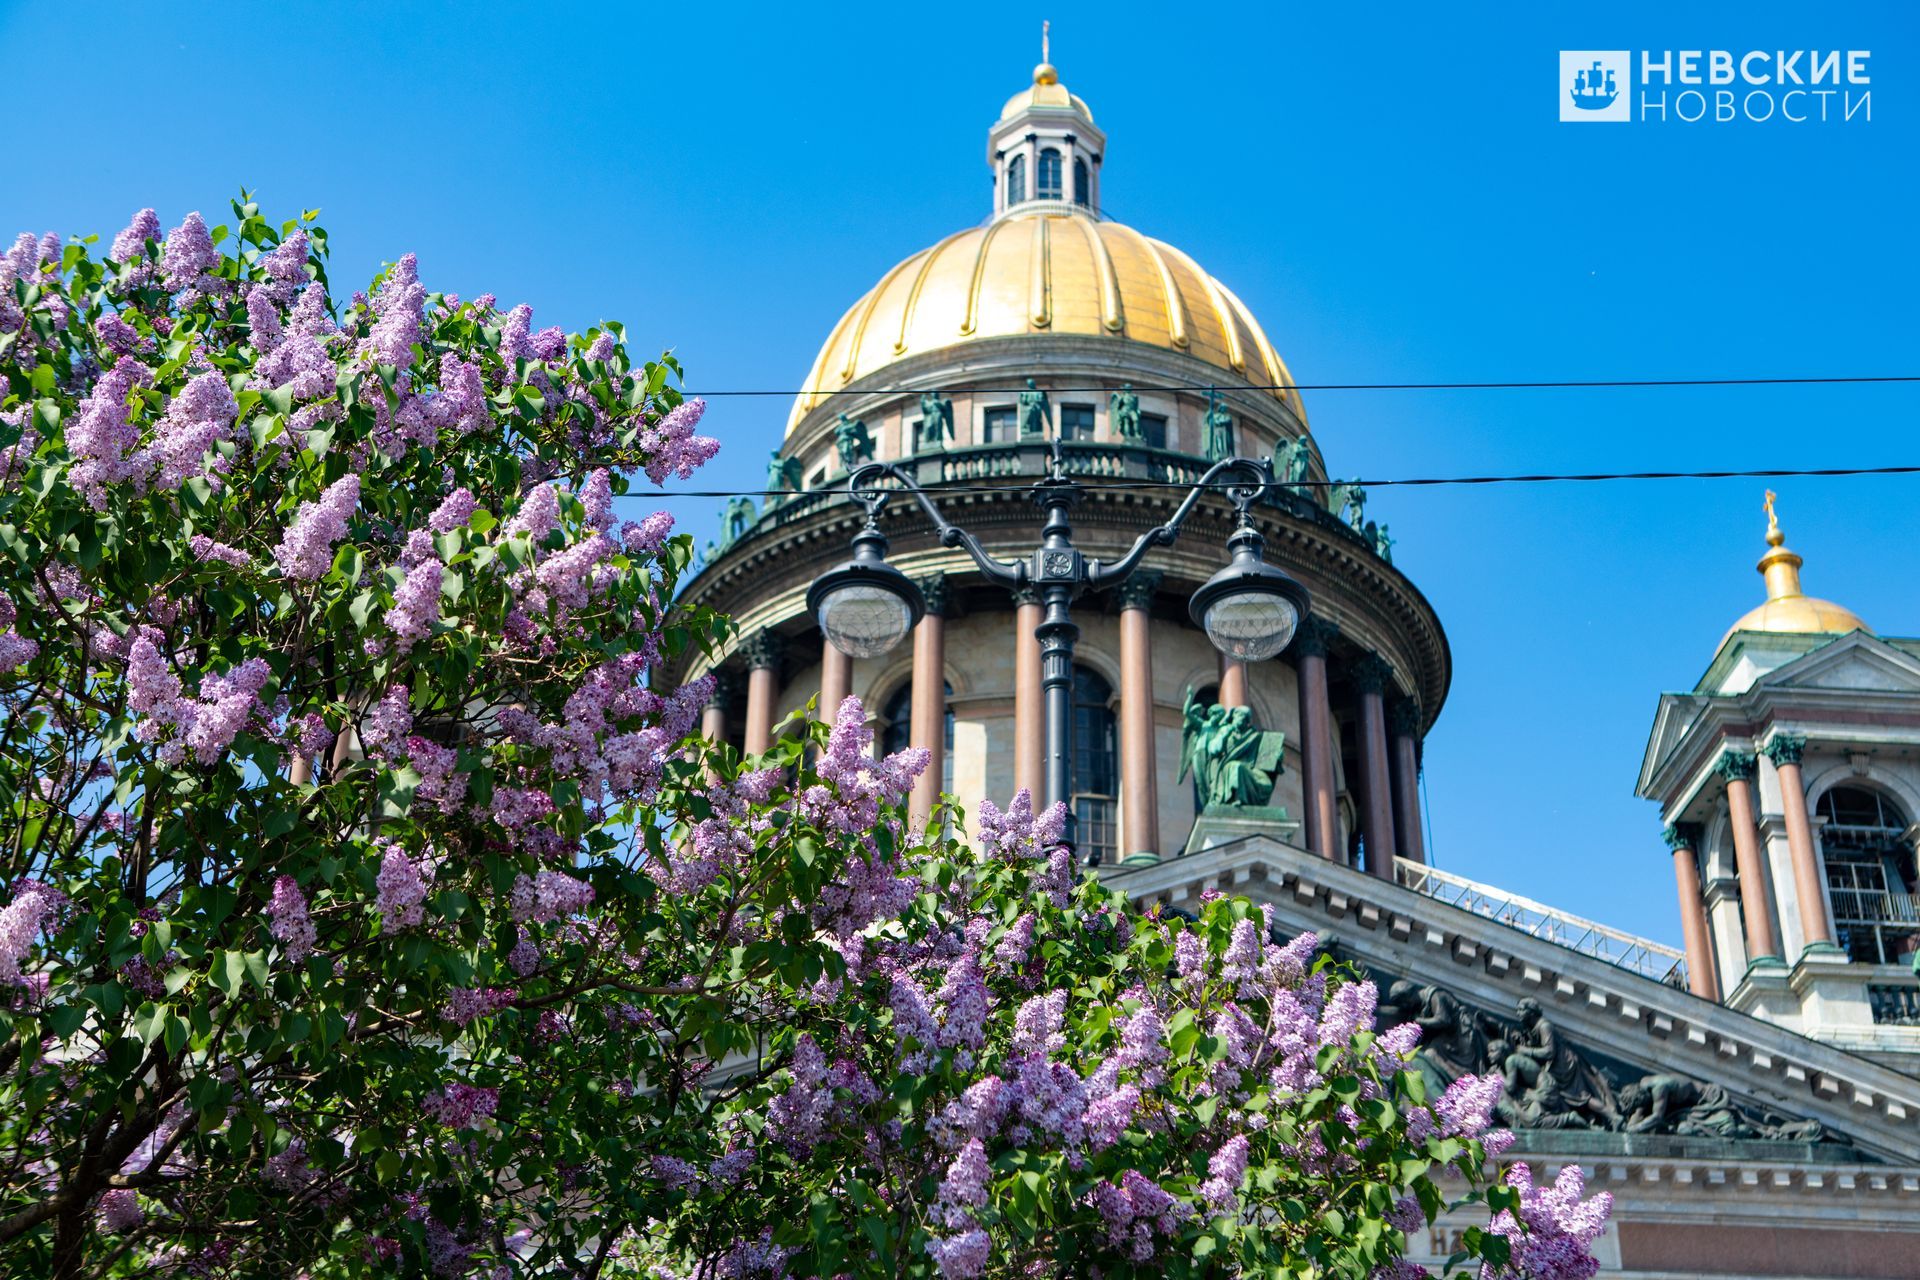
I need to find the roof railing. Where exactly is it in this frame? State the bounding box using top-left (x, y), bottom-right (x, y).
top-left (1393, 858), bottom-right (1690, 989)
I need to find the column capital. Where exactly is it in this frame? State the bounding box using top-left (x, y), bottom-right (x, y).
top-left (1292, 615), bottom-right (1340, 658)
top-left (1388, 697), bottom-right (1422, 738)
top-left (1010, 585), bottom-right (1041, 607)
top-left (740, 628), bottom-right (785, 673)
top-left (1115, 568), bottom-right (1162, 611)
top-left (1763, 732), bottom-right (1808, 768)
top-left (705, 669), bottom-right (739, 707)
top-left (1351, 652), bottom-right (1394, 696)
top-left (1715, 749), bottom-right (1758, 783)
top-left (919, 571), bottom-right (952, 618)
top-left (1663, 821), bottom-right (1703, 853)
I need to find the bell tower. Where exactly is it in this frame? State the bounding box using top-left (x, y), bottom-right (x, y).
top-left (987, 24), bottom-right (1106, 218)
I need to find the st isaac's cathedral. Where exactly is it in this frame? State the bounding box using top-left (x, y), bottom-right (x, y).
top-left (667, 53), bottom-right (1920, 1277)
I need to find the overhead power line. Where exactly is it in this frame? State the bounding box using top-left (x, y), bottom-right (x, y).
top-left (684, 375), bottom-right (1920, 398)
top-left (652, 463), bottom-right (1920, 501)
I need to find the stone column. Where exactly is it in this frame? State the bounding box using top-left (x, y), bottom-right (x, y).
top-left (1117, 571), bottom-right (1161, 859)
top-left (1387, 698), bottom-right (1425, 865)
top-left (741, 630), bottom-right (783, 757)
top-left (1719, 749), bottom-right (1781, 965)
top-left (819, 641), bottom-right (852, 722)
top-left (700, 671), bottom-right (732, 744)
top-left (1764, 732), bottom-right (1836, 954)
top-left (1012, 588), bottom-right (1045, 800)
top-left (909, 574), bottom-right (950, 825)
top-left (1352, 653), bottom-right (1398, 880)
top-left (1293, 618), bottom-right (1340, 860)
top-left (1218, 654), bottom-right (1249, 709)
top-left (1664, 823), bottom-right (1721, 1000)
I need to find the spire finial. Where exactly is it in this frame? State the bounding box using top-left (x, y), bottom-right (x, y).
top-left (1042, 19), bottom-right (1050, 64)
top-left (1033, 20), bottom-right (1058, 85)
top-left (1764, 489), bottom-right (1783, 546)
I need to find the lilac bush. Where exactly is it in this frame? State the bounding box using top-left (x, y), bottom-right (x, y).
top-left (0, 199), bottom-right (1605, 1278)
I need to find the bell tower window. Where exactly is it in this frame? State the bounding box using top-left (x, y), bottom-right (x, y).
top-left (1817, 785), bottom-right (1919, 964)
top-left (1073, 157), bottom-right (1090, 207)
top-left (1006, 154), bottom-right (1026, 205)
top-left (1037, 148), bottom-right (1063, 200)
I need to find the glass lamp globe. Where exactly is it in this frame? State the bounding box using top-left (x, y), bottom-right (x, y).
top-left (818, 582), bottom-right (916, 659)
top-left (1203, 589), bottom-right (1301, 661)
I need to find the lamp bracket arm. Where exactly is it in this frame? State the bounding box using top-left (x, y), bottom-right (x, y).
top-left (1088, 456), bottom-right (1271, 587)
top-left (846, 462), bottom-right (1021, 585)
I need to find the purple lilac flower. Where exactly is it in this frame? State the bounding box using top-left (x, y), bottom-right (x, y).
top-left (387, 555), bottom-right (443, 650)
top-left (97, 1189), bottom-right (142, 1233)
top-left (94, 310), bottom-right (148, 355)
top-left (406, 735), bottom-right (467, 812)
top-left (183, 658), bottom-right (270, 764)
top-left (640, 398), bottom-right (720, 484)
top-left (0, 882), bottom-right (60, 983)
top-left (1386, 1194), bottom-right (1424, 1232)
top-left (189, 535), bottom-right (251, 568)
top-left (1485, 1162), bottom-right (1612, 1280)
top-left (273, 475), bottom-right (359, 580)
top-left (428, 487), bottom-right (478, 532)
top-left (579, 468), bottom-right (614, 530)
top-left (67, 360), bottom-right (153, 507)
top-left (110, 208), bottom-right (160, 263)
top-left (360, 686), bottom-right (413, 757)
top-left (585, 332), bottom-right (616, 363)
top-left (506, 483), bottom-right (559, 543)
top-left (287, 281), bottom-right (336, 338)
top-left (146, 370), bottom-right (240, 492)
top-left (261, 229), bottom-right (308, 283)
top-left (374, 844), bottom-right (430, 933)
top-left (442, 986), bottom-right (516, 1026)
top-left (508, 870), bottom-right (594, 924)
top-left (621, 511), bottom-right (674, 555)
top-left (267, 875), bottom-right (317, 962)
top-left (1435, 1072), bottom-right (1503, 1138)
top-left (365, 253), bottom-right (425, 371)
top-left (423, 1082), bottom-right (498, 1129)
top-left (160, 212), bottom-right (216, 293)
top-left (1200, 1134), bottom-right (1250, 1213)
top-left (247, 288), bottom-right (283, 352)
top-left (924, 1228), bottom-right (990, 1280)
top-left (0, 632), bottom-right (37, 669)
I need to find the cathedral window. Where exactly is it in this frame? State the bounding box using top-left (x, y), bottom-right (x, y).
top-left (881, 680), bottom-right (953, 793)
top-left (1006, 154), bottom-right (1026, 204)
top-left (1138, 412), bottom-right (1168, 449)
top-left (1037, 148), bottom-right (1063, 200)
top-left (1071, 665), bottom-right (1118, 865)
top-left (1060, 403), bottom-right (1095, 441)
top-left (1073, 157), bottom-right (1090, 207)
top-left (982, 406), bottom-right (1018, 443)
top-left (1817, 785), bottom-right (1918, 964)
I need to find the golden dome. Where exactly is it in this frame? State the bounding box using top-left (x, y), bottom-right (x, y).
top-left (1720, 493), bottom-right (1870, 647)
top-left (787, 207), bottom-right (1301, 434)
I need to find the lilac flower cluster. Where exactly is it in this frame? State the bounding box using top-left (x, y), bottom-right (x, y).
top-left (387, 554), bottom-right (443, 650)
top-left (374, 844), bottom-right (432, 933)
top-left (190, 535), bottom-right (252, 568)
top-left (1091, 1170), bottom-right (1182, 1262)
top-left (160, 212), bottom-right (218, 295)
top-left (267, 875), bottom-right (317, 963)
top-left (423, 1082), bottom-right (498, 1129)
top-left (508, 870), bottom-right (595, 924)
top-left (442, 986), bottom-right (516, 1026)
top-left (638, 398), bottom-right (720, 484)
top-left (364, 253), bottom-right (425, 371)
top-left (621, 510), bottom-right (675, 556)
top-left (125, 636), bottom-right (272, 765)
top-left (0, 880), bottom-right (63, 984)
top-left (1484, 1163), bottom-right (1614, 1280)
top-left (273, 475), bottom-right (359, 581)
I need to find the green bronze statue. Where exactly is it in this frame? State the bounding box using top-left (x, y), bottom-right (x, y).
top-left (1109, 384), bottom-right (1143, 443)
top-left (1177, 691), bottom-right (1286, 809)
top-left (718, 496), bottom-right (756, 549)
top-left (765, 450), bottom-right (803, 506)
top-left (918, 390), bottom-right (954, 449)
top-left (1017, 378), bottom-right (1052, 438)
top-left (834, 413), bottom-right (874, 472)
top-left (1202, 388), bottom-right (1234, 462)
top-left (1273, 431), bottom-right (1313, 493)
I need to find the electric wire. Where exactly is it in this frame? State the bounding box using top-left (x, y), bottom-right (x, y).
top-left (684, 374), bottom-right (1920, 398)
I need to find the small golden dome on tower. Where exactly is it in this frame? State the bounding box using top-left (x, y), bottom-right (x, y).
top-left (1034, 62), bottom-right (1058, 86)
top-left (1719, 491), bottom-right (1870, 646)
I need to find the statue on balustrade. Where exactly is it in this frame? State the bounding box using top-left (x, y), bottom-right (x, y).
top-left (718, 496), bottom-right (756, 549)
top-left (1272, 432), bottom-right (1314, 494)
top-left (1017, 378), bottom-right (1052, 437)
top-left (1367, 520), bottom-right (1394, 564)
top-left (834, 414), bottom-right (874, 471)
top-left (1330, 481), bottom-right (1367, 534)
top-left (765, 450), bottom-right (803, 506)
top-left (1202, 387), bottom-right (1234, 462)
top-left (1178, 691), bottom-right (1286, 809)
top-left (1110, 385), bottom-right (1143, 443)
top-left (919, 391), bottom-right (954, 449)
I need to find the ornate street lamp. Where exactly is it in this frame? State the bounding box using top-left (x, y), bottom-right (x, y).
top-left (811, 439), bottom-right (1310, 853)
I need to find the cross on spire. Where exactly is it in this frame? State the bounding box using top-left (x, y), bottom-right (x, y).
top-left (1042, 19), bottom-right (1050, 64)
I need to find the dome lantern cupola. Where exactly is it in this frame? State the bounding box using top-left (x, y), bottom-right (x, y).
top-left (988, 23), bottom-right (1104, 218)
top-left (1718, 490), bottom-right (1871, 649)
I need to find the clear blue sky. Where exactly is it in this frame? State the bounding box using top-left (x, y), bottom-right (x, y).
top-left (5, 2), bottom-right (1915, 945)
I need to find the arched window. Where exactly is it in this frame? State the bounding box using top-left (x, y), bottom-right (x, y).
top-left (1006, 155), bottom-right (1026, 205)
top-left (1073, 157), bottom-right (1090, 207)
top-left (1037, 148), bottom-right (1063, 200)
top-left (1816, 785), bottom-right (1917, 964)
top-left (1071, 666), bottom-right (1118, 864)
top-left (881, 680), bottom-right (954, 794)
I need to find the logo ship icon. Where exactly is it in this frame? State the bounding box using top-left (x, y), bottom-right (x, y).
top-left (1569, 60), bottom-right (1619, 111)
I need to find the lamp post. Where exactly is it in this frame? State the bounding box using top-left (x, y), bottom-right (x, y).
top-left (808, 439), bottom-right (1310, 856)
